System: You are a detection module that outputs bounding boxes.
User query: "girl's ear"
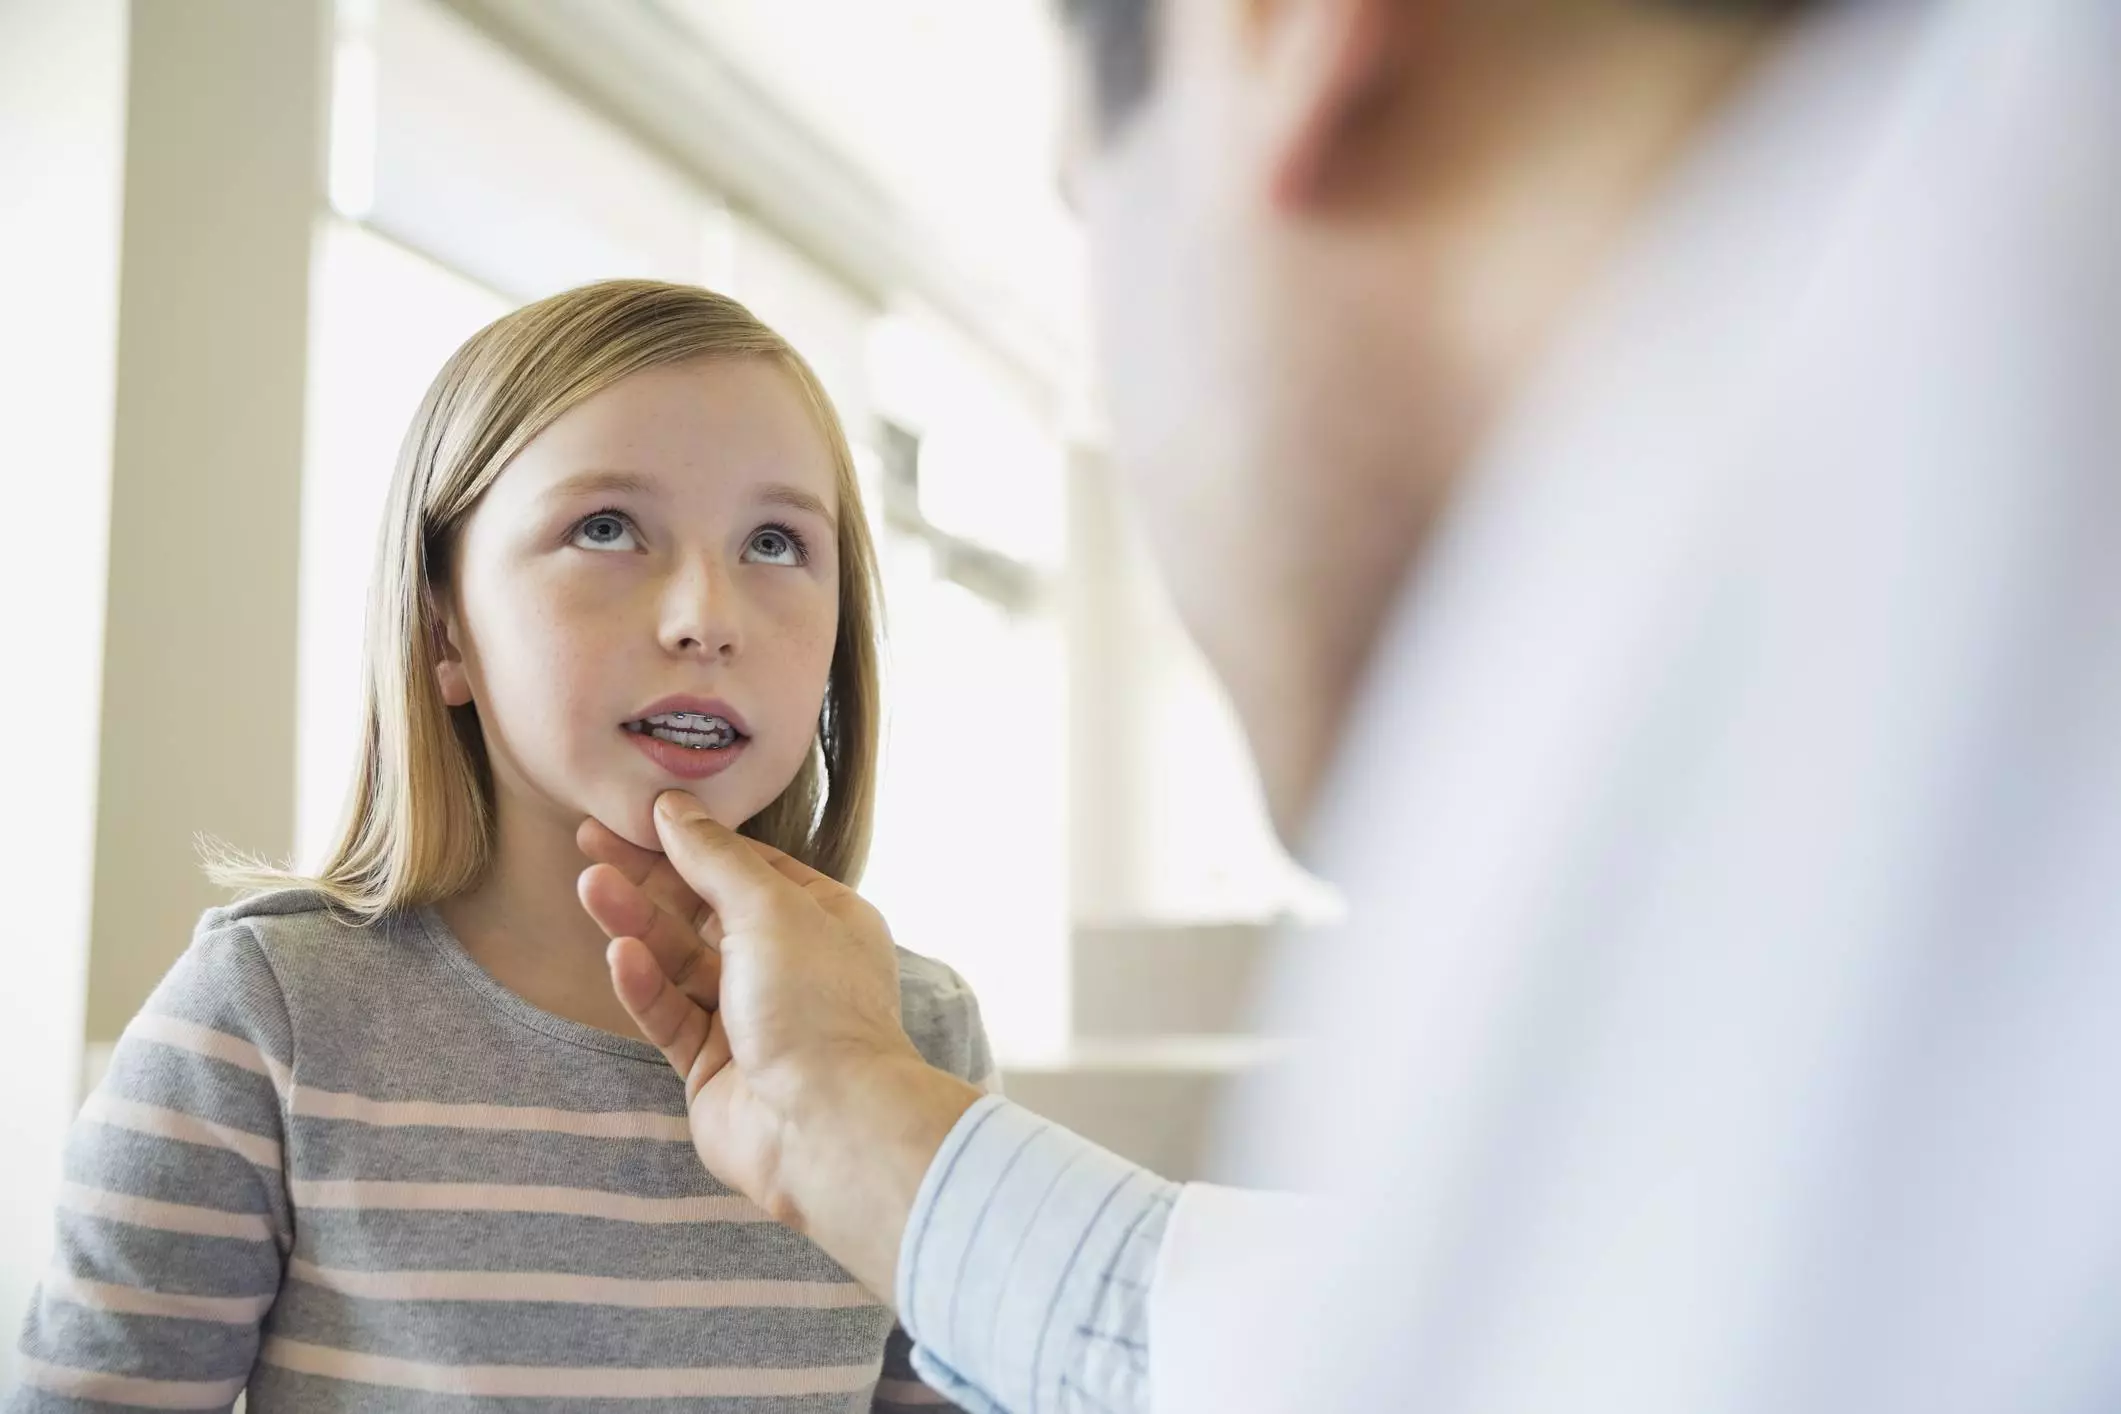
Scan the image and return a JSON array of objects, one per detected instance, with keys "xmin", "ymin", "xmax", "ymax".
[{"xmin": 431, "ymin": 589, "xmax": 475, "ymax": 708}]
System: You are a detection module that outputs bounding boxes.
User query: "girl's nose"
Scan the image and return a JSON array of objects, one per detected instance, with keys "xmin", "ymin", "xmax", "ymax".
[{"xmin": 659, "ymin": 556, "xmax": 742, "ymax": 660}]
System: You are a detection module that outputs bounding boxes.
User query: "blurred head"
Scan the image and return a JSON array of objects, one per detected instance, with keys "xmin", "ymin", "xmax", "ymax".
[
  {"xmin": 1057, "ymin": 0, "xmax": 1806, "ymax": 835},
  {"xmin": 219, "ymin": 280, "xmax": 880, "ymax": 918}
]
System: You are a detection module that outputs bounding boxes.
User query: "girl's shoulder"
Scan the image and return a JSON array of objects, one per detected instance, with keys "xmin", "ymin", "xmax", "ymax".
[
  {"xmin": 179, "ymin": 887, "xmax": 415, "ymax": 999},
  {"xmin": 197, "ymin": 886, "xmax": 398, "ymax": 951},
  {"xmin": 893, "ymin": 945, "xmax": 996, "ymax": 1087},
  {"xmin": 158, "ymin": 891, "xmax": 458, "ymax": 1071},
  {"xmin": 136, "ymin": 891, "xmax": 409, "ymax": 1076}
]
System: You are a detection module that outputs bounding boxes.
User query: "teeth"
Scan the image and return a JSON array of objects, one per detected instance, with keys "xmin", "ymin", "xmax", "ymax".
[
  {"xmin": 630, "ymin": 712, "xmax": 741, "ymax": 751},
  {"xmin": 645, "ymin": 711, "xmax": 730, "ymax": 731}
]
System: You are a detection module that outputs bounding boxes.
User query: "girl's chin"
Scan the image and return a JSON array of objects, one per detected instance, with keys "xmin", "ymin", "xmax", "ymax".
[{"xmin": 602, "ymin": 808, "xmax": 663, "ymax": 854}]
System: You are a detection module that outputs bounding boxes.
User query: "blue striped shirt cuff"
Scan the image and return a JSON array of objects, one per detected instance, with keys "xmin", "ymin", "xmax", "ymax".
[{"xmin": 897, "ymin": 1096, "xmax": 1178, "ymax": 1414}]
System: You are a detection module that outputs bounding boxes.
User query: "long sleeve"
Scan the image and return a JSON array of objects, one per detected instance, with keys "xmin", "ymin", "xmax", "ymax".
[
  {"xmin": 874, "ymin": 960, "xmax": 1002, "ymax": 1413},
  {"xmin": 894, "ymin": 1097, "xmax": 1178, "ymax": 1414},
  {"xmin": 11, "ymin": 919, "xmax": 294, "ymax": 1410}
]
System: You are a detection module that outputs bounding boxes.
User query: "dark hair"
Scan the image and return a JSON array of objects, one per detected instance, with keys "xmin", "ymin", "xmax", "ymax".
[{"xmin": 1059, "ymin": 0, "xmax": 1826, "ymax": 140}]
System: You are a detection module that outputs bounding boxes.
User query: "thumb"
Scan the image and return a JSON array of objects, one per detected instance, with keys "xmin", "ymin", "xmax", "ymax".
[{"xmin": 650, "ymin": 791, "xmax": 788, "ymax": 931}]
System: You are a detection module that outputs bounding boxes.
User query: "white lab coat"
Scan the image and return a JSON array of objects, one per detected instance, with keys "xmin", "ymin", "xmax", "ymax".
[{"xmin": 1151, "ymin": 1, "xmax": 2121, "ymax": 1410}]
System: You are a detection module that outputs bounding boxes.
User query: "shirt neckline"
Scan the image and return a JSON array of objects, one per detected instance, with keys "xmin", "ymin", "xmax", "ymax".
[{"xmin": 406, "ymin": 904, "xmax": 669, "ymax": 1066}]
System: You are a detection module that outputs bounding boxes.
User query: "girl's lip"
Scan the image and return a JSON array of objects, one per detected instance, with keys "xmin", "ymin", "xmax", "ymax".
[
  {"xmin": 624, "ymin": 727, "xmax": 748, "ymax": 781},
  {"xmin": 626, "ymin": 695, "xmax": 750, "ymax": 736}
]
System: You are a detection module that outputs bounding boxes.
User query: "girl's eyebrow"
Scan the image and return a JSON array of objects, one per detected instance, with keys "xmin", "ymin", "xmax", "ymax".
[
  {"xmin": 758, "ymin": 482, "xmax": 837, "ymax": 530},
  {"xmin": 544, "ymin": 469, "xmax": 660, "ymax": 502},
  {"xmin": 543, "ymin": 470, "xmax": 834, "ymax": 528}
]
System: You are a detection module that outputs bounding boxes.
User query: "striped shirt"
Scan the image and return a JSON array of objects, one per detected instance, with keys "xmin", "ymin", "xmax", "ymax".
[
  {"xmin": 895, "ymin": 1099, "xmax": 1177, "ymax": 1414},
  {"xmin": 10, "ymin": 889, "xmax": 993, "ymax": 1412}
]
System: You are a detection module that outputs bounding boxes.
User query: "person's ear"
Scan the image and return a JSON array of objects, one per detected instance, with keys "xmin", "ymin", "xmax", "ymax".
[
  {"xmin": 1248, "ymin": 0, "xmax": 1421, "ymax": 210},
  {"xmin": 431, "ymin": 589, "xmax": 474, "ymax": 708}
]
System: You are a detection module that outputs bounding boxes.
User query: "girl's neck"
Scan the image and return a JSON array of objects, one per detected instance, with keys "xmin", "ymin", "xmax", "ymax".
[{"xmin": 436, "ymin": 799, "xmax": 644, "ymax": 1040}]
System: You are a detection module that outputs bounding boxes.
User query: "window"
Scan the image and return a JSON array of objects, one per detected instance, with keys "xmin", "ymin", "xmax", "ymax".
[
  {"xmin": 296, "ymin": 223, "xmax": 509, "ymax": 864},
  {"xmin": 860, "ymin": 308, "xmax": 1071, "ymax": 1052},
  {"xmin": 304, "ymin": 0, "xmax": 1076, "ymax": 1055}
]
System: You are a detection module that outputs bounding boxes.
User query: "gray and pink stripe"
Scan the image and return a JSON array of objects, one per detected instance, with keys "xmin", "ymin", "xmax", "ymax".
[{"xmin": 10, "ymin": 891, "xmax": 994, "ymax": 1412}]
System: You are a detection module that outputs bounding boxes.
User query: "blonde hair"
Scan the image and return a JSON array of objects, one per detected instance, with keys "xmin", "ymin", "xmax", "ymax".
[{"xmin": 215, "ymin": 280, "xmax": 882, "ymax": 918}]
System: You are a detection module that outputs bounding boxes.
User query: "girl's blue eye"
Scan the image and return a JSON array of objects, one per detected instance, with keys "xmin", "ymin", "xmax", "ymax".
[
  {"xmin": 744, "ymin": 524, "xmax": 807, "ymax": 567},
  {"xmin": 571, "ymin": 512, "xmax": 639, "ymax": 552}
]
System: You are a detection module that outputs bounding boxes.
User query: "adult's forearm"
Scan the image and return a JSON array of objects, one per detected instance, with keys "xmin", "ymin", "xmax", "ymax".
[
  {"xmin": 774, "ymin": 1056, "xmax": 1180, "ymax": 1414},
  {"xmin": 894, "ymin": 1097, "xmax": 1180, "ymax": 1414}
]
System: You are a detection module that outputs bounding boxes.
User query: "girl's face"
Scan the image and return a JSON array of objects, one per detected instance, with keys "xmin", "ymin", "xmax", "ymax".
[{"xmin": 435, "ymin": 356, "xmax": 842, "ymax": 851}]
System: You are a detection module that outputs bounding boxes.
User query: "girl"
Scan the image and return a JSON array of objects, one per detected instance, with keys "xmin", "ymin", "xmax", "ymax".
[{"xmin": 13, "ymin": 281, "xmax": 990, "ymax": 1411}]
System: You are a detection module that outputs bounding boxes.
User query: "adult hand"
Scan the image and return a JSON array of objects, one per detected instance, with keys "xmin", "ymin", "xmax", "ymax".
[
  {"xmin": 576, "ymin": 791, "xmax": 983, "ymax": 1299},
  {"xmin": 575, "ymin": 814, "xmax": 726, "ymax": 1003}
]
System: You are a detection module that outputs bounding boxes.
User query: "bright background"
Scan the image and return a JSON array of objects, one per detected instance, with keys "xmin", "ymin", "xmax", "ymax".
[{"xmin": 0, "ymin": 0, "xmax": 1331, "ymax": 1360}]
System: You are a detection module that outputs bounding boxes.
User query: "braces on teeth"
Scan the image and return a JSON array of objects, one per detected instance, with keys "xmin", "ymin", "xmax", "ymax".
[{"xmin": 630, "ymin": 712, "xmax": 741, "ymax": 750}]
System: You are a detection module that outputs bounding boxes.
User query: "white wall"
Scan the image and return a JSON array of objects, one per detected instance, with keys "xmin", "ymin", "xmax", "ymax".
[
  {"xmin": 0, "ymin": 0, "xmax": 128, "ymax": 1368},
  {"xmin": 84, "ymin": 0, "xmax": 330, "ymax": 1044}
]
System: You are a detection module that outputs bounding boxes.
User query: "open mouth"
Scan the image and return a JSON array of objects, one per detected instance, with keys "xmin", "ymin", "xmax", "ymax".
[{"xmin": 623, "ymin": 711, "xmax": 747, "ymax": 751}]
